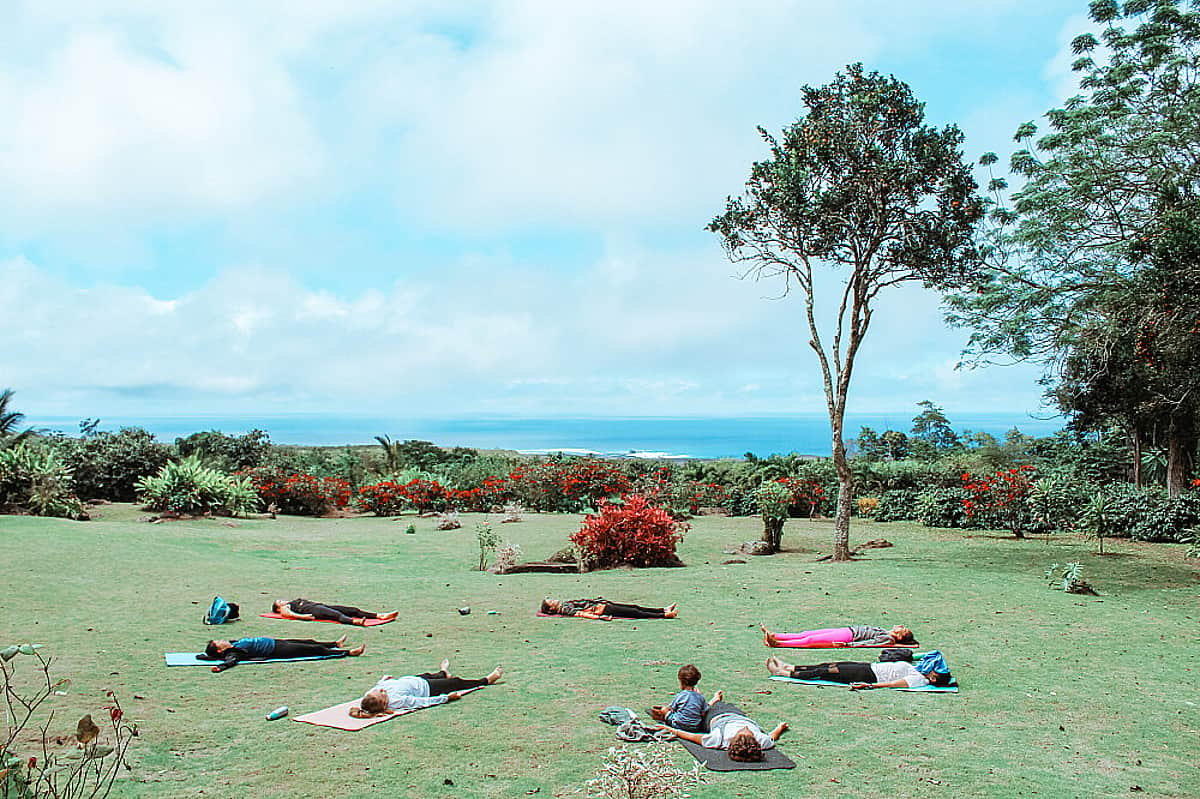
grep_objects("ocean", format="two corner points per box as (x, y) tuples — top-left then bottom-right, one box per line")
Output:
(26, 413), (1064, 460)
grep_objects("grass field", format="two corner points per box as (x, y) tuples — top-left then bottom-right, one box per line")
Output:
(2, 505), (1198, 798)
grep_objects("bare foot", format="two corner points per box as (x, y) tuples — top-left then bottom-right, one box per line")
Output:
(440, 658), (450, 676)
(379, 611), (399, 621)
(486, 666), (503, 685)
(334, 634), (348, 647)
(664, 603), (678, 619)
(347, 644), (366, 656)
(766, 657), (791, 676)
(352, 617), (366, 626)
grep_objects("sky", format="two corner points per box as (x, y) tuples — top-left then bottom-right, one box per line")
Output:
(1, 0), (1091, 423)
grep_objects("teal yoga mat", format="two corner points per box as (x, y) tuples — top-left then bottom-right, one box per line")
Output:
(163, 652), (344, 667)
(769, 675), (958, 693)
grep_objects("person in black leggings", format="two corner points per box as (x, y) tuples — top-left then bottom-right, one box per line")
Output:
(202, 635), (365, 672)
(349, 659), (504, 717)
(540, 597), (679, 620)
(272, 598), (399, 625)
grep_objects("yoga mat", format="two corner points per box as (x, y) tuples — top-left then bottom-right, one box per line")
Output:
(163, 652), (345, 667)
(767, 642), (918, 648)
(678, 738), (795, 771)
(769, 675), (959, 692)
(535, 612), (632, 620)
(293, 687), (484, 731)
(259, 613), (392, 626)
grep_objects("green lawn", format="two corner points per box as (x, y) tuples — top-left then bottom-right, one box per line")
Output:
(2, 505), (1197, 798)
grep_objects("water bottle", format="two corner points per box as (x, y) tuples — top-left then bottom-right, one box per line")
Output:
(266, 706), (289, 720)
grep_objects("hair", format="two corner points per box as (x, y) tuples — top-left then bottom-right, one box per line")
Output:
(203, 641), (221, 660)
(726, 732), (764, 762)
(540, 599), (556, 615)
(349, 691), (389, 718)
(895, 629), (917, 645)
(928, 670), (953, 687)
(271, 599), (283, 612)
(226, 602), (240, 621)
(678, 664), (701, 688)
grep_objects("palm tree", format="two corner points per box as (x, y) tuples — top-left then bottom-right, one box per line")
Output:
(0, 388), (33, 448)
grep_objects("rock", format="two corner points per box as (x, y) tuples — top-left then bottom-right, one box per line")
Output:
(741, 540), (773, 556)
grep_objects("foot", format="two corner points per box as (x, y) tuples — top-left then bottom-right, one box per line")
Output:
(334, 634), (348, 647)
(379, 611), (399, 621)
(486, 666), (503, 685)
(664, 603), (678, 619)
(713, 689), (724, 702)
(352, 617), (366, 626)
(761, 624), (778, 647)
(440, 658), (450, 676)
(766, 656), (791, 676)
(347, 644), (366, 656)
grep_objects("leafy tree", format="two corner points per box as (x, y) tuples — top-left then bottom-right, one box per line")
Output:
(910, 400), (960, 458)
(0, 388), (34, 449)
(709, 63), (985, 560)
(879, 429), (911, 460)
(944, 0), (1200, 495)
(175, 429), (271, 472)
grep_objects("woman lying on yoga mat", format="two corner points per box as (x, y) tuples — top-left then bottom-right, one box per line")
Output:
(349, 659), (503, 717)
(271, 598), (399, 625)
(652, 690), (789, 762)
(766, 651), (953, 689)
(760, 622), (916, 648)
(202, 636), (364, 673)
(540, 597), (678, 620)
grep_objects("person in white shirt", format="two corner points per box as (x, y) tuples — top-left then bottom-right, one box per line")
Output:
(652, 690), (789, 762)
(349, 659), (503, 717)
(766, 654), (954, 689)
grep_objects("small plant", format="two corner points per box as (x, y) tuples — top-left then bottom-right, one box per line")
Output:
(475, 520), (500, 571)
(1, 643), (137, 799)
(500, 502), (523, 523)
(1045, 562), (1097, 595)
(435, 510), (461, 531)
(586, 743), (702, 799)
(493, 542), (522, 572)
(755, 481), (792, 554)
(404, 523), (416, 535)
(856, 496), (880, 516)
(1080, 491), (1111, 554)
(0, 444), (87, 520)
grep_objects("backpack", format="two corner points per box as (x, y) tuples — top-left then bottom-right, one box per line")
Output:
(203, 596), (240, 625)
(878, 648), (914, 662)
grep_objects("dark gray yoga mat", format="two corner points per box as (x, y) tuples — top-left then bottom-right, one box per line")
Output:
(677, 738), (796, 771)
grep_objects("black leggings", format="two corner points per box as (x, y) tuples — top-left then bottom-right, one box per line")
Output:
(787, 662), (874, 683)
(414, 672), (489, 695)
(599, 602), (666, 619)
(307, 603), (378, 624)
(270, 639), (347, 659)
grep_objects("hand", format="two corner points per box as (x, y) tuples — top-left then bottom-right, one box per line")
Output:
(713, 690), (724, 702)
(779, 722), (790, 732)
(600, 615), (613, 621)
(650, 706), (668, 721)
(849, 682), (872, 691)
(210, 666), (220, 673)
(831, 641), (847, 647)
(447, 691), (462, 701)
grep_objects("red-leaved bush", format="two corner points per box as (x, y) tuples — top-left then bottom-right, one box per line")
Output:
(244, 468), (351, 516)
(570, 493), (688, 569)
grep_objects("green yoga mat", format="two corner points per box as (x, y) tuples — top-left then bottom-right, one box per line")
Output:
(769, 675), (958, 692)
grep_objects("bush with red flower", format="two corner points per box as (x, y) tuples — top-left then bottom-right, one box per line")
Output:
(356, 480), (408, 516)
(569, 493), (688, 570)
(243, 467), (351, 516)
(961, 465), (1036, 538)
(776, 477), (826, 517)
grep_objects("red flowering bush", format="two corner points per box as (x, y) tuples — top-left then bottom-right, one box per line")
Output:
(570, 493), (688, 569)
(962, 465), (1036, 538)
(244, 467), (350, 516)
(357, 480), (408, 516)
(682, 480), (729, 515)
(401, 478), (451, 512)
(776, 477), (826, 517)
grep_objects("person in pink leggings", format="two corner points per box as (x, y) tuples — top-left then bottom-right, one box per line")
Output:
(760, 623), (917, 648)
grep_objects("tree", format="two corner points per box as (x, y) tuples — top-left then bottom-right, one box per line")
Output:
(944, 0), (1200, 495)
(709, 63), (985, 560)
(0, 388), (33, 449)
(910, 400), (960, 458)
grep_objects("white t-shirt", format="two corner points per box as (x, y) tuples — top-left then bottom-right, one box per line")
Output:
(374, 676), (448, 710)
(869, 661), (930, 688)
(699, 714), (776, 750)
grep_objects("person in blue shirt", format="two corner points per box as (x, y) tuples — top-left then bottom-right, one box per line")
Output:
(203, 635), (364, 672)
(650, 664), (711, 732)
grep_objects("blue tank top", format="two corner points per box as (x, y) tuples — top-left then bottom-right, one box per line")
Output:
(233, 637), (276, 657)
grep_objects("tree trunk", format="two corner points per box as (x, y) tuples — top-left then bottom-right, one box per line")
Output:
(831, 427), (853, 562)
(1165, 417), (1196, 499)
(1131, 428), (1142, 489)
(761, 517), (784, 554)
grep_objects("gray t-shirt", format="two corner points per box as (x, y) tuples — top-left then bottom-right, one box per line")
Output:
(869, 661), (930, 688)
(847, 625), (892, 646)
(699, 713), (775, 750)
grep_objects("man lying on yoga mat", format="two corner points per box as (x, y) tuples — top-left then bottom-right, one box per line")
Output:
(349, 659), (503, 717)
(760, 622), (917, 648)
(652, 690), (789, 762)
(271, 598), (399, 625)
(540, 597), (678, 620)
(202, 636), (365, 673)
(766, 651), (953, 689)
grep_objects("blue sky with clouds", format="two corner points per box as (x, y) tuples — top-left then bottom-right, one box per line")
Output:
(2, 0), (1089, 421)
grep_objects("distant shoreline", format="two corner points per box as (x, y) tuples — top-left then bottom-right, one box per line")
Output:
(26, 412), (1064, 460)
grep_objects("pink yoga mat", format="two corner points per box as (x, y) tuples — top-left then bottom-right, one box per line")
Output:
(767, 642), (918, 649)
(259, 613), (393, 626)
(293, 687), (483, 731)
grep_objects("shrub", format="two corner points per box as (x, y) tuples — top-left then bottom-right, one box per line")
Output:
(175, 429), (271, 471)
(873, 489), (921, 522)
(776, 476), (826, 517)
(586, 743), (701, 799)
(1097, 483), (1200, 542)
(914, 487), (971, 529)
(0, 443), (87, 520)
(56, 427), (171, 501)
(856, 496), (880, 516)
(476, 520), (499, 571)
(961, 466), (1036, 537)
(356, 480), (408, 516)
(570, 494), (688, 570)
(435, 510), (461, 530)
(244, 468), (351, 516)
(136, 457), (259, 516)
(755, 481), (792, 554)
(403, 478), (452, 513)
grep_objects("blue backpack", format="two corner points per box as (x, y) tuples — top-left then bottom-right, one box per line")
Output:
(203, 596), (240, 625)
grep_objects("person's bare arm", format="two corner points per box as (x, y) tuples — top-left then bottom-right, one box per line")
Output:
(652, 725), (704, 745)
(279, 606), (315, 620)
(849, 679), (909, 690)
(769, 722), (789, 740)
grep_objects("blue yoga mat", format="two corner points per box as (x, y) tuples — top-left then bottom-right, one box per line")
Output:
(769, 675), (959, 693)
(164, 652), (344, 667)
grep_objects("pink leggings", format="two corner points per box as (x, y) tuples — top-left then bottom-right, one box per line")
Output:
(769, 627), (853, 647)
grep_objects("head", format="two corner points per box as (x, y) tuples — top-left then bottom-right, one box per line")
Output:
(272, 599), (286, 613)
(678, 664), (701, 689)
(204, 640), (231, 659)
(915, 650), (951, 686)
(349, 689), (389, 718)
(540, 598), (560, 614)
(226, 602), (240, 621)
(890, 625), (916, 645)
(726, 728), (763, 762)
(927, 670), (954, 687)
